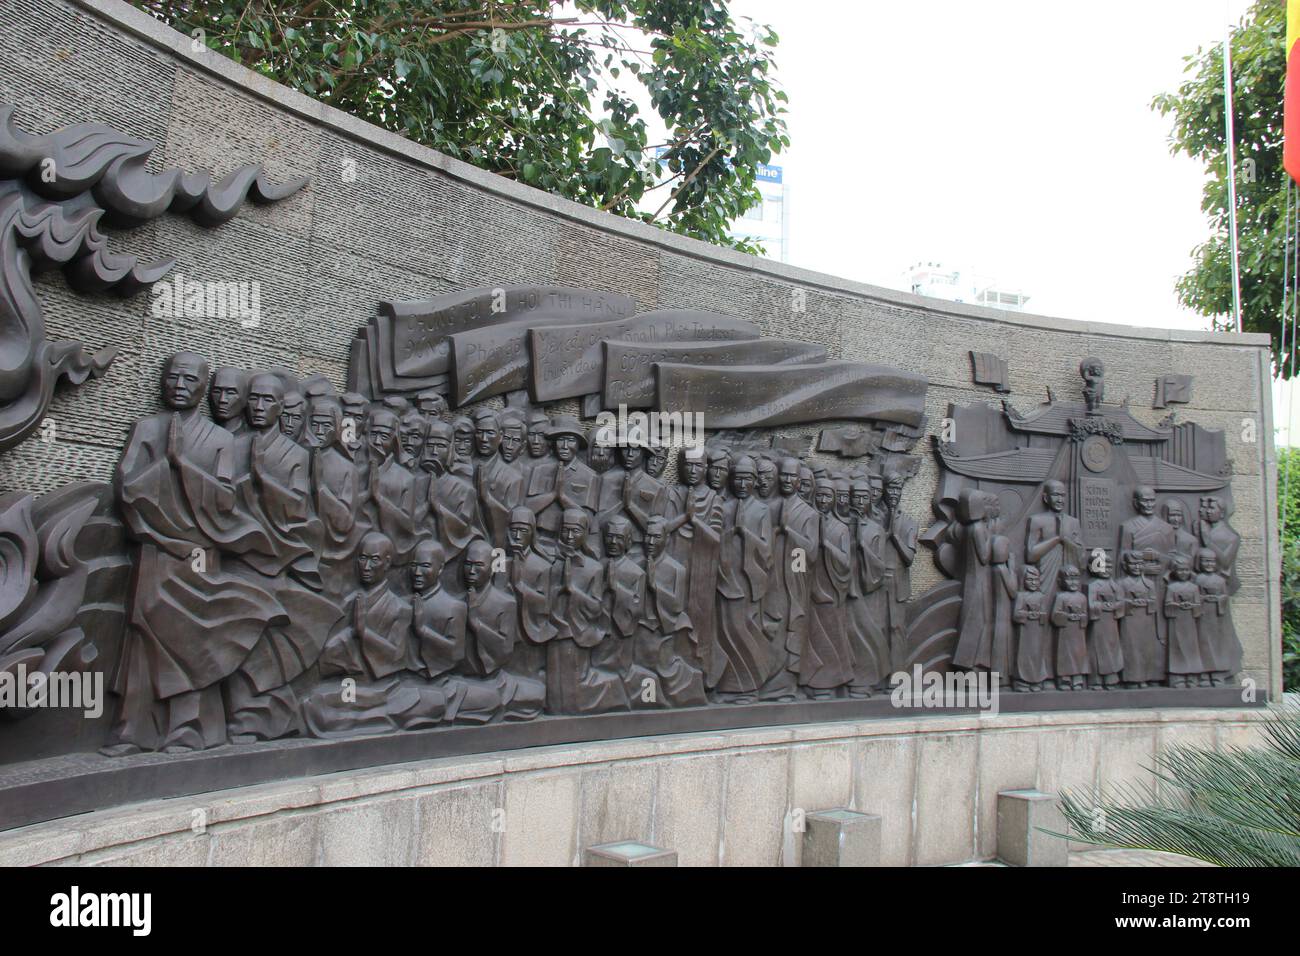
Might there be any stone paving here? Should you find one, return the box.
[959,849,1214,867]
[1068,849,1214,867]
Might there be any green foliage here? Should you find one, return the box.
[1277,448,1300,688]
[1281,537,1300,689]
[132,0,788,254]
[1056,709,1300,866]
[1153,0,1292,372]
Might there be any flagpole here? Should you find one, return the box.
[1224,21,1244,333]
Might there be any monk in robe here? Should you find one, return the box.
[591,438,626,556]
[671,445,724,683]
[226,373,341,742]
[363,407,420,565]
[705,447,731,500]
[474,408,524,550]
[451,416,476,467]
[1195,495,1241,596]
[1086,557,1125,688]
[771,458,818,680]
[989,534,1018,688]
[1119,485,1174,640]
[425,419,482,566]
[506,506,553,681]
[409,539,514,725]
[320,532,414,679]
[539,417,598,534]
[798,464,815,506]
[1011,565,1051,691]
[1194,548,1242,683]
[411,538,466,678]
[1052,565,1089,691]
[305,534,445,736]
[306,396,364,600]
[106,352,280,755]
[546,509,627,714]
[1025,479,1084,606]
[846,477,889,696]
[279,390,307,444]
[521,412,557,537]
[714,456,780,701]
[640,516,707,707]
[209,366,250,435]
[1164,555,1205,687]
[881,472,919,674]
[755,457,778,502]
[604,516,653,693]
[415,390,449,420]
[525,410,552,462]
[804,476,853,696]
[623,444,670,546]
[1117,550,1164,687]
[462,539,517,677]
[397,409,427,469]
[761,459,790,646]
[952,489,999,673]
[1163,499,1198,562]
[234,372,322,580]
[1119,486,1174,578]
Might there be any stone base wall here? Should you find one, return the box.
[0,708,1271,867]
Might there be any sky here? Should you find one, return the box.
[721,0,1298,438]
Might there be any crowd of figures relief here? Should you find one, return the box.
[105,352,926,753]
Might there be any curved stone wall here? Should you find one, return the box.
[0,707,1272,866]
[0,0,1282,810]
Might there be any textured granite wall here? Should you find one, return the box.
[0,0,1281,695]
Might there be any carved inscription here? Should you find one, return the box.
[388,286,634,379]
[655,361,928,429]
[1080,476,1116,550]
[603,338,827,408]
[530,309,761,402]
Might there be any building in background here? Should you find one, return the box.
[905,262,1029,311]
[728,162,788,262]
[646,149,788,262]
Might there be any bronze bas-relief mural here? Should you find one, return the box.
[85,350,1245,756]
[96,351,935,752]
[0,106,1251,768]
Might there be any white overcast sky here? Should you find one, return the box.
[722,0,1299,440]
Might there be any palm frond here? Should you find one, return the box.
[1052,709,1300,867]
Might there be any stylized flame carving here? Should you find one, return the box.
[0,104,307,452]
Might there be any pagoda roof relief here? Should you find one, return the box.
[1003,400,1171,442]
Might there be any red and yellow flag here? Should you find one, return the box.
[1287,1,1300,179]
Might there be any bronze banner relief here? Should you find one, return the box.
[0,108,1258,825]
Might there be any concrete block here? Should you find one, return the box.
[801,809,881,867]
[996,789,1068,867]
[583,841,677,867]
